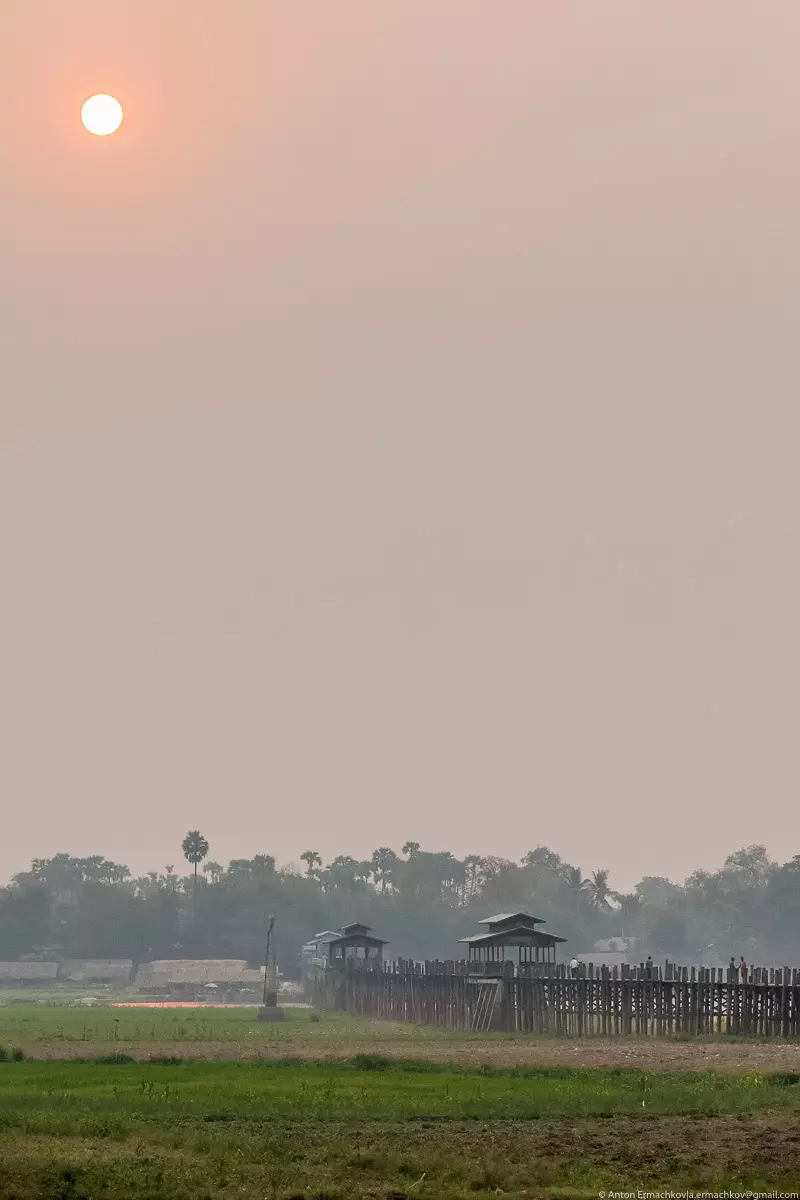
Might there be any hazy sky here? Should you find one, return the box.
[3,2,800,892]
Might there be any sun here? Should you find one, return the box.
[81,94,124,137]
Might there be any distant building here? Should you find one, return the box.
[136,959,264,998]
[459,912,566,973]
[0,962,59,987]
[305,922,388,969]
[64,960,133,985]
[302,931,343,975]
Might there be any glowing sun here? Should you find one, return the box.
[81,94,124,136]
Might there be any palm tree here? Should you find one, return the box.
[584,868,613,911]
[402,841,421,859]
[300,850,322,881]
[182,830,209,915]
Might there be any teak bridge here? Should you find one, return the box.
[313,959,800,1038]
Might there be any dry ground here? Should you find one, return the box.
[14,1020,800,1071]
[5,1001,800,1070]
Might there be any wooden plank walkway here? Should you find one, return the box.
[312,959,800,1038]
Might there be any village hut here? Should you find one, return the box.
[135,959,264,999]
[64,960,134,985]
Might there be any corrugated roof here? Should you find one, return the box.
[478,912,545,926]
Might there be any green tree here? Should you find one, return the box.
[181,830,209,915]
[521,846,563,873]
[564,866,586,893]
[584,868,613,911]
[614,891,642,941]
[324,856,363,893]
[300,850,322,881]
[370,847,398,895]
[251,855,276,875]
[463,855,484,902]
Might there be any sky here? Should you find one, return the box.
[2,2,800,893]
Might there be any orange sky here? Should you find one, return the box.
[2,2,800,890]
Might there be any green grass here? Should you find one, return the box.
[0,1002,536,1064]
[1,1005,799,1197]
[1,1058,799,1124]
[0,1059,798,1198]
[0,1002,432,1043]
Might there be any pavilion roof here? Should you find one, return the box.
[459,926,567,946]
[328,933,388,946]
[478,912,545,926]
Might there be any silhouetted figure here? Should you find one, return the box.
[645,955,653,977]
[739,956,747,981]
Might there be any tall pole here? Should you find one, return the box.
[263,914,276,1007]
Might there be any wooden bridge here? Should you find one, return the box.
[312,959,800,1038]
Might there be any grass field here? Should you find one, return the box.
[1,1003,800,1198]
[5,1000,800,1071]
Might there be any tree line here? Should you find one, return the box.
[1,838,799,974]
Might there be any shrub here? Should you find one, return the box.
[350,1052,392,1072]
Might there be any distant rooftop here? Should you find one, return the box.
[460,927,567,946]
[478,912,545,926]
[0,962,59,981]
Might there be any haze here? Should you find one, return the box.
[2,2,799,891]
